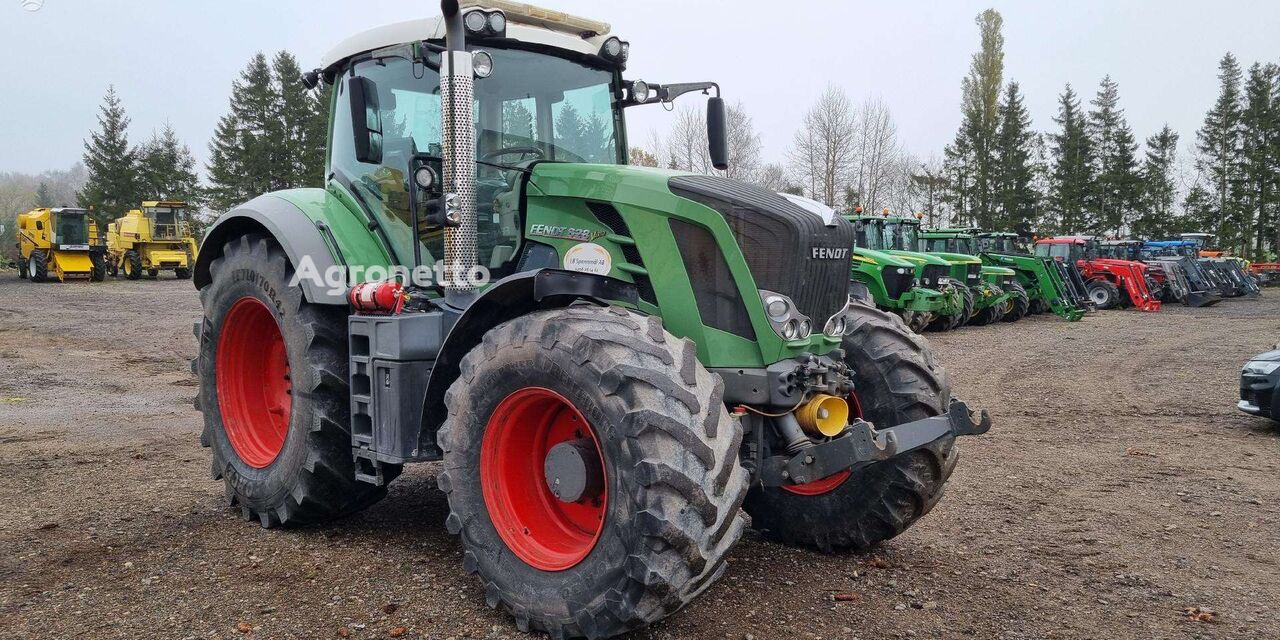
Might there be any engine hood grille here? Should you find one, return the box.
[668,175,855,326]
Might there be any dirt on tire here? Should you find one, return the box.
[0,272,1278,639]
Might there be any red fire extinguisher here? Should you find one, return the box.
[348,281,406,315]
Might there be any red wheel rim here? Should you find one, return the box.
[215,297,292,468]
[481,388,607,571]
[781,392,864,496]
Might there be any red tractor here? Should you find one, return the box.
[1034,236,1161,311]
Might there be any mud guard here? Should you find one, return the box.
[193,194,346,304]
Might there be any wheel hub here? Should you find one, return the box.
[215,297,292,468]
[481,387,607,571]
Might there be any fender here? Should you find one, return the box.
[193,194,347,305]
[416,268,639,453]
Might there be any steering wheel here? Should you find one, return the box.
[480,146,545,163]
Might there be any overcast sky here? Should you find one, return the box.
[3,0,1278,177]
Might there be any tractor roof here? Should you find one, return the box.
[1099,239,1142,245]
[1035,235,1092,245]
[321,1,612,72]
[141,200,188,208]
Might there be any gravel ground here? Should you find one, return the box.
[1,273,1277,640]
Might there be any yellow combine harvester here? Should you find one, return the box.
[15,207,106,282]
[106,201,199,279]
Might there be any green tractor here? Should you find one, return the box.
[846,212,971,330]
[933,228,1088,321]
[781,194,956,333]
[916,227,1021,325]
[190,3,990,638]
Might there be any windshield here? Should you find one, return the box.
[144,206,188,240]
[879,221,917,251]
[331,46,621,271]
[54,212,88,245]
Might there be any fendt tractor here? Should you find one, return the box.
[846,211,971,330]
[1035,236,1161,311]
[974,231,1089,320]
[780,194,955,332]
[190,3,990,637]
[916,225,1021,326]
[106,201,200,279]
[14,207,106,282]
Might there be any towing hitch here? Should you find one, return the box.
[760,400,992,487]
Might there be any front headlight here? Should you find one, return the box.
[759,290,811,342]
[1243,360,1280,376]
[823,295,858,338]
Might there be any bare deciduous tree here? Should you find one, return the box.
[787,85,858,207]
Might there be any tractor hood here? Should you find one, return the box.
[853,246,915,268]
[924,250,983,265]
[884,249,952,267]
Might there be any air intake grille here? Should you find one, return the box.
[922,264,949,288]
[670,219,755,339]
[667,175,854,325]
[585,201,656,305]
[881,266,915,300]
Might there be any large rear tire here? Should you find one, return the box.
[438,305,748,639]
[196,233,397,528]
[1001,282,1030,322]
[744,301,955,553]
[948,283,975,329]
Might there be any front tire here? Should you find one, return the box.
[29,250,48,283]
[196,233,396,528]
[744,302,955,553]
[123,250,142,280]
[1001,282,1030,322]
[1087,279,1120,310]
[438,306,748,639]
[90,253,106,282]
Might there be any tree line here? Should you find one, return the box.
[637,9,1278,259]
[72,51,326,228]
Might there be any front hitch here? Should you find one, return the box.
[759,400,991,487]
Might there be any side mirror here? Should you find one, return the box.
[706,96,728,171]
[348,76,383,164]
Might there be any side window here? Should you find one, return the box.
[1049,245,1071,259]
[331,57,443,269]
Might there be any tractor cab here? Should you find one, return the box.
[975,231,1027,255]
[918,227,981,255]
[140,202,192,240]
[1180,232,1221,256]
[1034,236,1098,262]
[1099,239,1143,261]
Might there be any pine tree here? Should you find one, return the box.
[272,52,314,190]
[1087,75,1141,234]
[1240,62,1275,257]
[207,53,275,212]
[1194,53,1245,248]
[945,9,1004,227]
[502,101,535,140]
[1049,84,1095,234]
[35,182,53,207]
[991,82,1038,230]
[138,124,201,204]
[303,82,332,185]
[79,85,140,224]
[1135,125,1179,238]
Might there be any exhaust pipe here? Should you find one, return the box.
[441,0,477,306]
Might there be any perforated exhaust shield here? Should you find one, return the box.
[441,51,477,293]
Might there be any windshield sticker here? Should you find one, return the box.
[563,243,612,275]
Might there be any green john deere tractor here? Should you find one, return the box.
[190,3,990,638]
[916,227,1020,325]
[844,211,962,330]
[781,194,955,333]
[932,228,1088,321]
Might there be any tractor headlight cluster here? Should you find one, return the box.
[599,36,630,64]
[471,50,493,78]
[760,290,812,341]
[628,79,651,103]
[823,296,859,338]
[464,9,507,38]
